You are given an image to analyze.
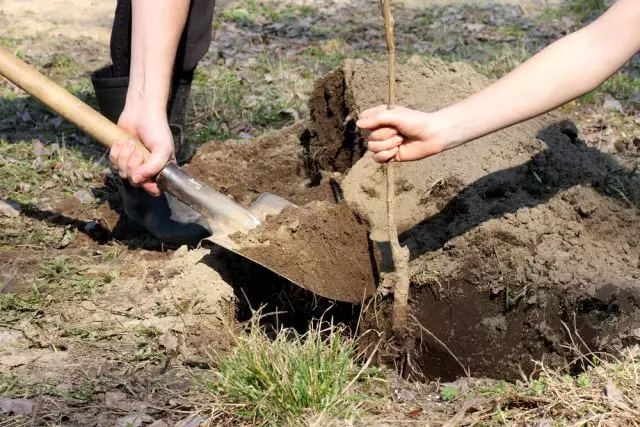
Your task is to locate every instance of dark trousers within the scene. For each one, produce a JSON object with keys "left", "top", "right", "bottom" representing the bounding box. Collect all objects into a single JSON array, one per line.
[{"left": 109, "top": 0, "right": 216, "bottom": 80}]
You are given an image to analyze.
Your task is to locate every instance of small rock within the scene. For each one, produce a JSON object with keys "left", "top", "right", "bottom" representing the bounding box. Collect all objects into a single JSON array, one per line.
[
  {"left": 614, "top": 140, "right": 627, "bottom": 153},
  {"left": 286, "top": 219, "right": 300, "bottom": 233},
  {"left": 0, "top": 331, "right": 21, "bottom": 346},
  {"left": 142, "top": 415, "right": 154, "bottom": 423},
  {"left": 115, "top": 414, "right": 143, "bottom": 427},
  {"left": 43, "top": 180, "right": 57, "bottom": 189},
  {"left": 158, "top": 330, "right": 179, "bottom": 354},
  {"left": 603, "top": 95, "right": 624, "bottom": 114},
  {"left": 173, "top": 245, "right": 189, "bottom": 258},
  {"left": 73, "top": 189, "right": 94, "bottom": 204},
  {"left": 17, "top": 182, "right": 31, "bottom": 193},
  {"left": 57, "top": 229, "right": 74, "bottom": 249},
  {"left": 394, "top": 388, "right": 415, "bottom": 401},
  {"left": 32, "top": 140, "right": 45, "bottom": 157},
  {"left": 176, "top": 417, "right": 208, "bottom": 427},
  {"left": 536, "top": 419, "right": 552, "bottom": 427},
  {"left": 149, "top": 421, "right": 169, "bottom": 427},
  {"left": 264, "top": 73, "right": 273, "bottom": 82},
  {"left": 603, "top": 379, "right": 624, "bottom": 405},
  {"left": 407, "top": 54, "right": 423, "bottom": 67},
  {"left": 55, "top": 383, "right": 72, "bottom": 393},
  {"left": 81, "top": 301, "right": 97, "bottom": 311},
  {"left": 0, "top": 199, "right": 21, "bottom": 217},
  {"left": 0, "top": 397, "right": 34, "bottom": 415},
  {"left": 105, "top": 390, "right": 127, "bottom": 406}
]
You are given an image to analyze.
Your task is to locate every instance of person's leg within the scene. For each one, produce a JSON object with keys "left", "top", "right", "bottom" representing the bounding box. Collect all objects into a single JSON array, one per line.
[{"left": 91, "top": 0, "right": 216, "bottom": 246}]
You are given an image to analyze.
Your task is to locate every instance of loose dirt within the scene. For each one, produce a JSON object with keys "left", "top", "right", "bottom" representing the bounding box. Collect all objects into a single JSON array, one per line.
[
  {"left": 230, "top": 201, "right": 378, "bottom": 302},
  {"left": 189, "top": 58, "right": 640, "bottom": 380}
]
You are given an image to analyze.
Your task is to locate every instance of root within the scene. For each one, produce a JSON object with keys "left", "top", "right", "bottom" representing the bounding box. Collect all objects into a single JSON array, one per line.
[{"left": 380, "top": 0, "right": 411, "bottom": 336}]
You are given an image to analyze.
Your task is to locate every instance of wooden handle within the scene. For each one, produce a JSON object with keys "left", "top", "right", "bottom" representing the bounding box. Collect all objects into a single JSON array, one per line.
[{"left": 0, "top": 44, "right": 150, "bottom": 161}]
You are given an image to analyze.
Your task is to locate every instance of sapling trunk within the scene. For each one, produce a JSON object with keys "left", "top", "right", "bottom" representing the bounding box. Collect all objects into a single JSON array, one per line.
[{"left": 380, "top": 0, "right": 410, "bottom": 336}]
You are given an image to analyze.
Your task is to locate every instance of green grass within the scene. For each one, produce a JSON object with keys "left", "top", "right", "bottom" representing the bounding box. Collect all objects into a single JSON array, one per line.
[
  {"left": 0, "top": 138, "right": 105, "bottom": 205},
  {"left": 0, "top": 290, "right": 45, "bottom": 323},
  {"left": 39, "top": 256, "right": 109, "bottom": 299},
  {"left": 600, "top": 72, "right": 640, "bottom": 105},
  {"left": 206, "top": 317, "right": 385, "bottom": 425},
  {"left": 191, "top": 59, "right": 306, "bottom": 144},
  {"left": 219, "top": 0, "right": 316, "bottom": 24},
  {"left": 570, "top": 0, "right": 607, "bottom": 20},
  {"left": 499, "top": 24, "right": 525, "bottom": 39}
]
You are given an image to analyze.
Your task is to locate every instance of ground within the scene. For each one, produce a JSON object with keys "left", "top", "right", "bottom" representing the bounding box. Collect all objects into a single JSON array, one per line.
[{"left": 1, "top": 0, "right": 639, "bottom": 425}]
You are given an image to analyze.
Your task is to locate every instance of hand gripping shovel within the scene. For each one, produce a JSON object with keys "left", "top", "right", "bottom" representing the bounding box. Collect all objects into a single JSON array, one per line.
[{"left": 0, "top": 44, "right": 373, "bottom": 303}]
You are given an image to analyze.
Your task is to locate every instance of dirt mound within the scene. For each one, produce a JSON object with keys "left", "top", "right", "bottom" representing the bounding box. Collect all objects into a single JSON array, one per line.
[
  {"left": 331, "top": 60, "right": 639, "bottom": 380},
  {"left": 187, "top": 58, "right": 640, "bottom": 380}
]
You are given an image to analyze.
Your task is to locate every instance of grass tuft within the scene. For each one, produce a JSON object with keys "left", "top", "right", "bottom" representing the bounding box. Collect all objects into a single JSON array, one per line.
[{"left": 206, "top": 316, "right": 384, "bottom": 425}]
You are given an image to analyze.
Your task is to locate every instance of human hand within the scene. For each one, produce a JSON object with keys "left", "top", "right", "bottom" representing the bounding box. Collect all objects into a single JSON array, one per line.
[
  {"left": 356, "top": 105, "right": 449, "bottom": 163},
  {"left": 109, "top": 105, "right": 174, "bottom": 196}
]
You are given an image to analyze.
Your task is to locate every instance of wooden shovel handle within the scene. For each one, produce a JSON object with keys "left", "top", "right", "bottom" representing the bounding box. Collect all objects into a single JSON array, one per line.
[{"left": 0, "top": 44, "right": 150, "bottom": 162}]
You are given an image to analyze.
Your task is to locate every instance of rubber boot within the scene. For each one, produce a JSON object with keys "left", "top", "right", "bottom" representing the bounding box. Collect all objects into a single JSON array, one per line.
[{"left": 91, "top": 65, "right": 211, "bottom": 246}]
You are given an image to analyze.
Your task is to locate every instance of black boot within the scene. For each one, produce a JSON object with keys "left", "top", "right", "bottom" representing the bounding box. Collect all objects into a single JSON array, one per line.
[{"left": 91, "top": 66, "right": 211, "bottom": 246}]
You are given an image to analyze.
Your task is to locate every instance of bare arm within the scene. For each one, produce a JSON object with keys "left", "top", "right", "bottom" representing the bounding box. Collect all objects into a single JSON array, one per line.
[
  {"left": 358, "top": 0, "right": 640, "bottom": 162},
  {"left": 443, "top": 0, "right": 640, "bottom": 147},
  {"left": 110, "top": 0, "right": 190, "bottom": 195}
]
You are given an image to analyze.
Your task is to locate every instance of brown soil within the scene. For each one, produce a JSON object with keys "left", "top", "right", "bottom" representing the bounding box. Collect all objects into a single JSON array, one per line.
[
  {"left": 230, "top": 201, "right": 378, "bottom": 303},
  {"left": 331, "top": 59, "right": 640, "bottom": 380},
  {"left": 189, "top": 58, "right": 640, "bottom": 381},
  {"left": 185, "top": 122, "right": 337, "bottom": 207}
]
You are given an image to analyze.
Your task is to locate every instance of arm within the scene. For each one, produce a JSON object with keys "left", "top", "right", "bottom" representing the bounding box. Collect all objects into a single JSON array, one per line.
[
  {"left": 358, "top": 0, "right": 640, "bottom": 162},
  {"left": 110, "top": 0, "right": 190, "bottom": 196}
]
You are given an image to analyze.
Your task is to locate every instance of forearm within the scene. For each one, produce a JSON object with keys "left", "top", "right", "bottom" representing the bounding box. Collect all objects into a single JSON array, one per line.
[
  {"left": 126, "top": 0, "right": 190, "bottom": 117},
  {"left": 439, "top": 0, "right": 640, "bottom": 148}
]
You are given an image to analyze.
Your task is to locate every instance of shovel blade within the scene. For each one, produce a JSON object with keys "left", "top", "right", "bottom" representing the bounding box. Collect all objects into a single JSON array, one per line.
[
  {"left": 249, "top": 192, "right": 296, "bottom": 221},
  {"left": 203, "top": 194, "right": 378, "bottom": 304}
]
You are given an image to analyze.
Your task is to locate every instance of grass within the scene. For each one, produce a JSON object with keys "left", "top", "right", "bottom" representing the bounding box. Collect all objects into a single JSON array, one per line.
[
  {"left": 219, "top": 0, "right": 316, "bottom": 24},
  {"left": 600, "top": 72, "right": 640, "bottom": 105},
  {"left": 190, "top": 54, "right": 308, "bottom": 144},
  {"left": 434, "top": 331, "right": 640, "bottom": 425},
  {"left": 205, "top": 316, "right": 386, "bottom": 425},
  {"left": 0, "top": 138, "right": 105, "bottom": 205},
  {"left": 570, "top": 0, "right": 607, "bottom": 21}
]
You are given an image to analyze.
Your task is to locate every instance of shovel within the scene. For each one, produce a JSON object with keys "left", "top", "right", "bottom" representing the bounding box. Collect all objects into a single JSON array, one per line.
[{"left": 0, "top": 44, "right": 374, "bottom": 303}]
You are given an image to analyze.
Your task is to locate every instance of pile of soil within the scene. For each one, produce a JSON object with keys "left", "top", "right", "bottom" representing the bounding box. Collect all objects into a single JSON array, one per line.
[{"left": 187, "top": 58, "right": 640, "bottom": 380}]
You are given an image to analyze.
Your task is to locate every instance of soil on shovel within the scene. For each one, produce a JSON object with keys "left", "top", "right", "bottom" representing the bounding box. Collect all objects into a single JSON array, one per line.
[
  {"left": 229, "top": 201, "right": 378, "bottom": 303},
  {"left": 187, "top": 58, "right": 640, "bottom": 381}
]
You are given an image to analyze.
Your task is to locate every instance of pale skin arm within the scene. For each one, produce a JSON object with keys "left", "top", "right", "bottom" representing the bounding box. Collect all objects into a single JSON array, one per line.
[
  {"left": 109, "top": 0, "right": 190, "bottom": 196},
  {"left": 358, "top": 0, "right": 640, "bottom": 163}
]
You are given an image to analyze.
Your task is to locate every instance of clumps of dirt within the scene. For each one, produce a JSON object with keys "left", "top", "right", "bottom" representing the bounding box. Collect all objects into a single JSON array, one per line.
[
  {"left": 305, "top": 65, "right": 364, "bottom": 173},
  {"left": 229, "top": 201, "right": 378, "bottom": 303}
]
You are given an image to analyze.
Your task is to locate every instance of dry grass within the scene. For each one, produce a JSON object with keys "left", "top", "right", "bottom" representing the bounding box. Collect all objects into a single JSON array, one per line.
[{"left": 442, "top": 324, "right": 640, "bottom": 426}]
